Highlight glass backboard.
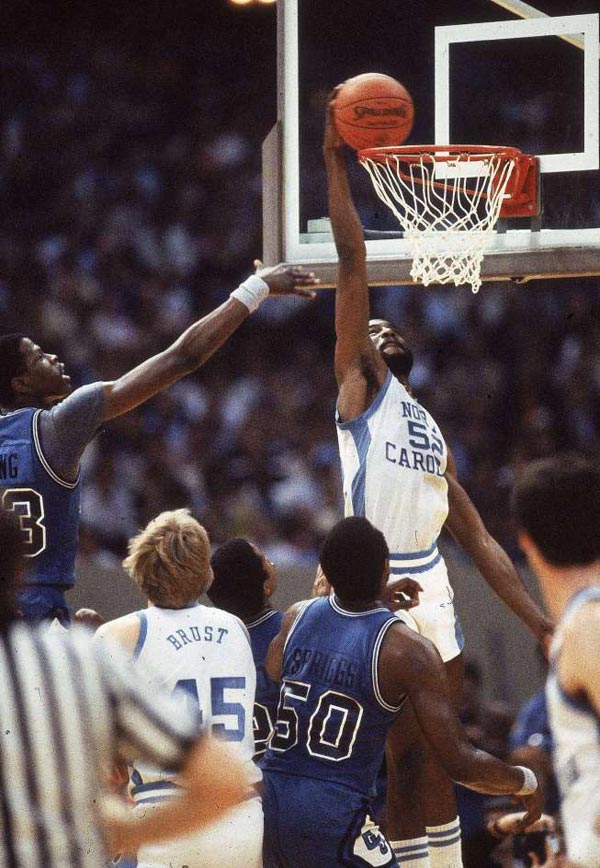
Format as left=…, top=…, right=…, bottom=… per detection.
left=263, top=0, right=600, bottom=286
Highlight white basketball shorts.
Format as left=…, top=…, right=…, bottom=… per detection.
left=389, top=556, right=464, bottom=663
left=135, top=795, right=263, bottom=868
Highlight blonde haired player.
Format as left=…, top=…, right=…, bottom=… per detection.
left=514, top=455, right=600, bottom=868
left=324, top=87, right=553, bottom=867
left=97, top=509, right=262, bottom=868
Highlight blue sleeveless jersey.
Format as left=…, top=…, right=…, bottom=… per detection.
left=0, top=409, right=80, bottom=587
left=247, top=609, right=284, bottom=761
left=263, top=596, right=405, bottom=797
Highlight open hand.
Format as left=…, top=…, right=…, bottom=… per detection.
left=312, top=564, right=331, bottom=598
left=488, top=811, right=555, bottom=838
left=254, top=260, right=319, bottom=298
left=382, top=577, right=423, bottom=612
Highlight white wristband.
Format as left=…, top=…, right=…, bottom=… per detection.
left=515, top=765, right=538, bottom=796
left=230, top=274, right=270, bottom=313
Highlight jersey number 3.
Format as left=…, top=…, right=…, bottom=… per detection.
left=2, top=488, right=46, bottom=557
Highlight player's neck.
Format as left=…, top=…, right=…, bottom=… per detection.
left=11, top=396, right=53, bottom=410
left=334, top=594, right=383, bottom=613
left=540, top=561, right=600, bottom=621
left=244, top=605, right=274, bottom=624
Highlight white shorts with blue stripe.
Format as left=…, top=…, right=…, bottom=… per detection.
left=387, top=546, right=464, bottom=663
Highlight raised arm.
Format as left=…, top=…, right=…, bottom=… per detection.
left=444, top=453, right=553, bottom=652
left=324, top=90, right=387, bottom=421
left=100, top=263, right=317, bottom=422
left=265, top=600, right=309, bottom=683
left=379, top=627, right=543, bottom=828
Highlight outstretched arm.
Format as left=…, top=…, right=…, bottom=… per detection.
left=444, top=454, right=553, bottom=651
left=100, top=263, right=317, bottom=421
left=379, top=628, right=543, bottom=828
left=324, top=90, right=387, bottom=421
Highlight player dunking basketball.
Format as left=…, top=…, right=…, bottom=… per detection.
left=0, top=263, right=316, bottom=625
left=324, top=88, right=552, bottom=867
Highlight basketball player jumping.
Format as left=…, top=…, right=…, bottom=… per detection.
left=514, top=455, right=600, bottom=868
left=0, top=262, right=317, bottom=625
left=97, top=508, right=263, bottom=868
left=261, top=516, right=542, bottom=868
left=324, top=88, right=552, bottom=867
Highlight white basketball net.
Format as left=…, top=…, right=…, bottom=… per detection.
left=360, top=151, right=516, bottom=293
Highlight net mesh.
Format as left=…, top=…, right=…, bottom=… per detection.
left=360, top=150, right=516, bottom=292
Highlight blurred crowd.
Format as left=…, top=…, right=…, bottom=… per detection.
left=2, top=44, right=600, bottom=572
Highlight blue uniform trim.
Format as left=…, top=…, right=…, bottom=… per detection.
left=390, top=551, right=442, bottom=575
left=133, top=611, right=148, bottom=661
left=389, top=543, right=438, bottom=561
left=393, top=843, right=429, bottom=854
left=330, top=597, right=390, bottom=619
left=348, top=420, right=371, bottom=517
left=130, top=779, right=178, bottom=797
left=428, top=833, right=461, bottom=848
left=32, top=410, right=79, bottom=489
left=372, top=617, right=407, bottom=712
left=247, top=609, right=281, bottom=629
left=454, top=615, right=465, bottom=653
left=426, top=822, right=461, bottom=838
left=335, top=369, right=393, bottom=432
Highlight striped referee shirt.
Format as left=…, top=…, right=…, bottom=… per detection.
left=0, top=622, right=198, bottom=868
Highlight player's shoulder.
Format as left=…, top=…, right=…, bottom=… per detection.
left=562, top=596, right=600, bottom=655
left=96, top=611, right=142, bottom=653
left=381, top=618, right=444, bottom=671
left=204, top=604, right=252, bottom=639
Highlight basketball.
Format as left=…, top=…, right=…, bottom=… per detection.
left=334, top=73, right=414, bottom=151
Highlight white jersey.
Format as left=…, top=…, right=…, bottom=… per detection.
left=129, top=603, right=260, bottom=803
left=547, top=587, right=600, bottom=866
left=336, top=369, right=449, bottom=578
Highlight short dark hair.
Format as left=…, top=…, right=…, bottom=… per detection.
left=320, top=516, right=388, bottom=603
left=0, top=334, right=26, bottom=407
left=209, top=539, right=268, bottom=620
left=512, top=454, right=600, bottom=567
left=0, top=506, right=26, bottom=629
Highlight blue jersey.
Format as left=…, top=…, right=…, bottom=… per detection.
left=263, top=596, right=405, bottom=798
left=247, top=609, right=284, bottom=761
left=0, top=408, right=80, bottom=587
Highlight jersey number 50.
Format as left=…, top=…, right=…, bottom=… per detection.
left=271, top=679, right=364, bottom=762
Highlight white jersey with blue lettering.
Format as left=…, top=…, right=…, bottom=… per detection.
left=336, top=369, right=448, bottom=572
left=128, top=603, right=263, bottom=868
left=547, top=587, right=600, bottom=867
left=336, top=370, right=463, bottom=662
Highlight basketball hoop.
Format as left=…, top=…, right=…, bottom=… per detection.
left=358, top=145, right=539, bottom=293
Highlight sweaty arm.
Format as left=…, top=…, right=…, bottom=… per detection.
left=379, top=625, right=543, bottom=827
left=444, top=452, right=553, bottom=649
left=324, top=91, right=387, bottom=422
left=100, top=264, right=317, bottom=422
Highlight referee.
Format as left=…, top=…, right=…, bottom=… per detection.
left=0, top=506, right=250, bottom=868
